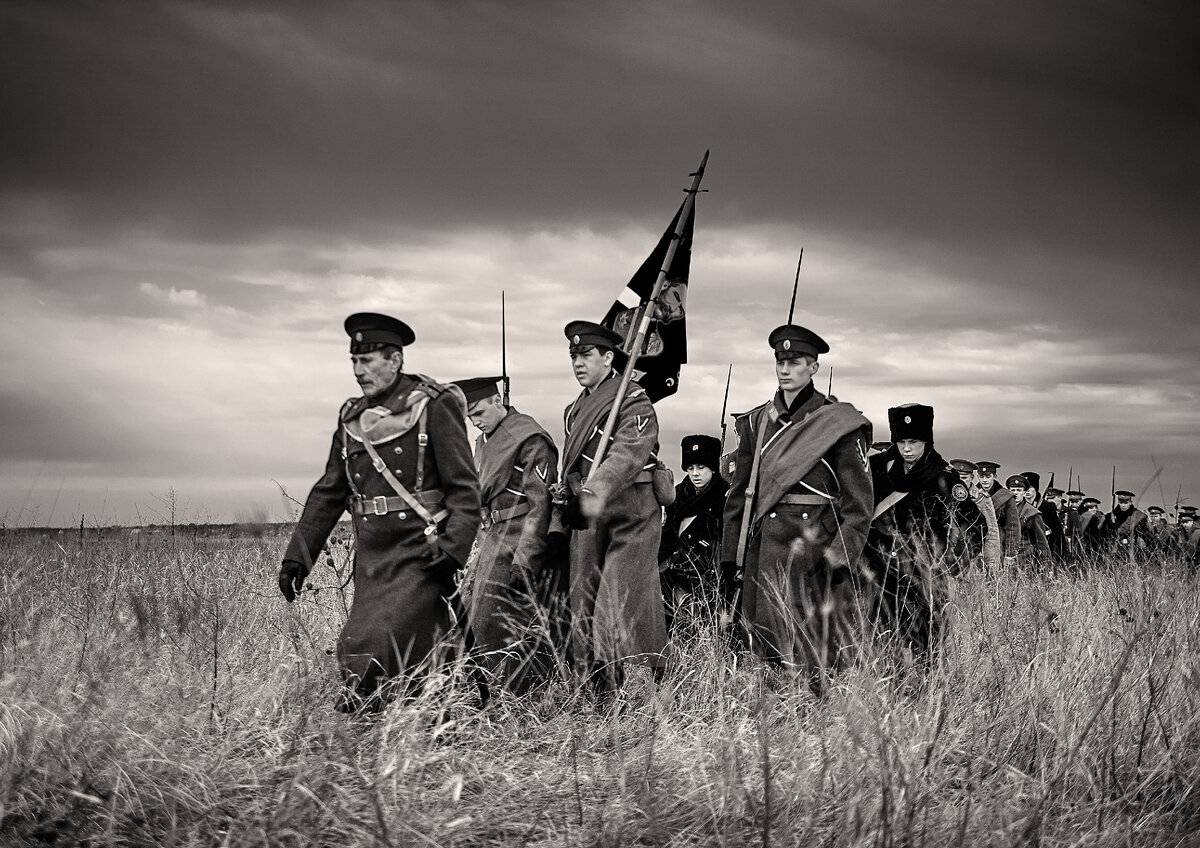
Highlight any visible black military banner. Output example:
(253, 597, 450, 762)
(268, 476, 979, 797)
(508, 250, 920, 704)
(601, 198, 695, 403)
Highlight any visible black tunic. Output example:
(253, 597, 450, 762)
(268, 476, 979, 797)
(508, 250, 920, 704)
(659, 474, 729, 604)
(866, 445, 980, 654)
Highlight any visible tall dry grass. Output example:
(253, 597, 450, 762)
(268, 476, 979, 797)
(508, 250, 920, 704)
(2, 527, 1199, 846)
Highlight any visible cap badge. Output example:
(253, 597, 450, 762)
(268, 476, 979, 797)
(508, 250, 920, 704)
(692, 445, 698, 451)
(782, 340, 791, 350)
(572, 335, 580, 344)
(904, 415, 912, 424)
(354, 332, 363, 342)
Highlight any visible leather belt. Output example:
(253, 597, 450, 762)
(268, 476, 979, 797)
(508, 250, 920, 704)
(779, 493, 832, 506)
(480, 502, 530, 529)
(350, 491, 447, 522)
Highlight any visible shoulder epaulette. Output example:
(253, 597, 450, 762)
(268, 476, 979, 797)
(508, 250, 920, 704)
(733, 401, 769, 421)
(340, 396, 369, 422)
(411, 373, 448, 397)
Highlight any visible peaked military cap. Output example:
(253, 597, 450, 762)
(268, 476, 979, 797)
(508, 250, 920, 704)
(768, 324, 828, 361)
(888, 403, 934, 443)
(453, 376, 504, 406)
(1114, 490, 1136, 499)
(1066, 490, 1085, 497)
(1081, 497, 1101, 508)
(565, 320, 623, 350)
(949, 458, 977, 474)
(1021, 471, 1041, 492)
(681, 434, 721, 473)
(1005, 474, 1029, 489)
(1179, 506, 1197, 517)
(975, 460, 1001, 472)
(1044, 487, 1064, 497)
(345, 312, 415, 352)
(1147, 505, 1165, 515)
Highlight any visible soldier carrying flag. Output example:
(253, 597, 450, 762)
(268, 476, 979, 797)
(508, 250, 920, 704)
(550, 153, 708, 700)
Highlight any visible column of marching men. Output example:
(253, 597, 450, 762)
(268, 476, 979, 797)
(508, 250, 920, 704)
(278, 312, 1200, 715)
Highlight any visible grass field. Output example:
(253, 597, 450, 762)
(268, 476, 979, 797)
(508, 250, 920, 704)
(2, 526, 1199, 847)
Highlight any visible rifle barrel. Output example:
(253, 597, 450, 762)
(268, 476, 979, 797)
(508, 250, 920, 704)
(719, 363, 732, 451)
(787, 248, 803, 324)
(501, 291, 510, 405)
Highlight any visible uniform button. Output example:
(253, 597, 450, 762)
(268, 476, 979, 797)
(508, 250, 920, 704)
(394, 446, 403, 454)
(802, 512, 808, 519)
(354, 473, 361, 480)
(769, 512, 777, 519)
(397, 511, 406, 520)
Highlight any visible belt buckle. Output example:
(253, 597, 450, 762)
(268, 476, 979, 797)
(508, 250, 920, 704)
(491, 509, 502, 525)
(372, 496, 388, 516)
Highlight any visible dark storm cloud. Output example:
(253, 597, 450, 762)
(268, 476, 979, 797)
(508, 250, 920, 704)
(4, 1, 1195, 341)
(5, 1, 1193, 233)
(2, 1, 1197, 521)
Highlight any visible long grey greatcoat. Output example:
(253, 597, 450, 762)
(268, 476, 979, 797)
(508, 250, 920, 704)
(986, 483, 1023, 559)
(562, 372, 667, 669)
(722, 387, 873, 677)
(460, 408, 560, 689)
(283, 373, 480, 710)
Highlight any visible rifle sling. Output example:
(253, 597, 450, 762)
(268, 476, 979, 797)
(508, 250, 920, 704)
(734, 405, 770, 571)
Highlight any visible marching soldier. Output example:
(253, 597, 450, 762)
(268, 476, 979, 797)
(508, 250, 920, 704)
(1063, 490, 1086, 561)
(1177, 506, 1199, 567)
(950, 458, 1000, 569)
(866, 405, 981, 656)
(1077, 496, 1106, 561)
(1145, 506, 1172, 551)
(555, 321, 668, 696)
(279, 313, 481, 713)
(720, 325, 873, 691)
(975, 461, 1022, 565)
(659, 434, 730, 632)
(1006, 475, 1052, 567)
(1105, 490, 1152, 563)
(1040, 483, 1068, 563)
(455, 376, 562, 693)
(1019, 469, 1041, 505)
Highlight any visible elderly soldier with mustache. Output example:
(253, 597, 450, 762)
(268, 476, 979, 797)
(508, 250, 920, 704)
(278, 313, 480, 714)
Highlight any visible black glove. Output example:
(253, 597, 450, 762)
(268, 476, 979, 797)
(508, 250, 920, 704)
(423, 551, 459, 596)
(561, 496, 588, 530)
(278, 560, 309, 603)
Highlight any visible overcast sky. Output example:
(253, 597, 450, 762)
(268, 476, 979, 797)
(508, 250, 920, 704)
(2, 1, 1197, 526)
